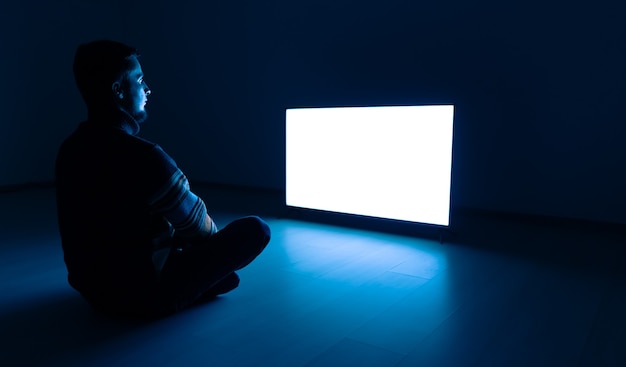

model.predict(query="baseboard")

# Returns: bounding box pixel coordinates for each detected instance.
[454,205,626,235]
[0,181,55,193]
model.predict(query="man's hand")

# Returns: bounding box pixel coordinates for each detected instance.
[204,214,218,236]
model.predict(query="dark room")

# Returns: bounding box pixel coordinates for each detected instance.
[1,0,624,366]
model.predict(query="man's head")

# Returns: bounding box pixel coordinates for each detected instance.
[73,40,151,123]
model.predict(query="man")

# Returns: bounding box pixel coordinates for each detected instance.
[56,40,270,318]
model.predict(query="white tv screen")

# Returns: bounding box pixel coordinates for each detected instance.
[286,105,454,226]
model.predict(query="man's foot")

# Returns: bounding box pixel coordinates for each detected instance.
[208,272,240,296]
[195,272,240,304]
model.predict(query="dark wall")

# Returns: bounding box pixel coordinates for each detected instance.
[135,0,626,223]
[0,0,129,186]
[2,0,624,224]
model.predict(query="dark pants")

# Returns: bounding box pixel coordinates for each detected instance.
[157,216,271,315]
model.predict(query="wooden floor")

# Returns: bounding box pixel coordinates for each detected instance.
[0,186,624,367]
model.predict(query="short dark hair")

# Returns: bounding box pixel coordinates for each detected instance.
[73,40,139,108]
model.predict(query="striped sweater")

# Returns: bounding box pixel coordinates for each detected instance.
[56,115,214,295]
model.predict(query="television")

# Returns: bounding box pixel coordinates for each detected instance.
[286,105,454,227]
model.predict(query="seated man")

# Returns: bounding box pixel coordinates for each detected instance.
[56,40,270,318]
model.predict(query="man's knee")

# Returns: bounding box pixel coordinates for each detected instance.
[239,216,271,246]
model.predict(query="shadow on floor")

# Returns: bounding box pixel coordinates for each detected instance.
[0,291,148,367]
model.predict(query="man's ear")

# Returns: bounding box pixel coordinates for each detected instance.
[112,82,123,99]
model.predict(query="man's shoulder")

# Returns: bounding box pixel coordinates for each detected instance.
[128,135,177,168]
[74,121,160,149]
[127,133,159,151]
[58,122,174,169]
[117,133,175,167]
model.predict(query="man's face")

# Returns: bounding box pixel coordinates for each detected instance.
[117,56,151,123]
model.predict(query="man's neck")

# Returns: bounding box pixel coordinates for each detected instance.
[88,108,141,135]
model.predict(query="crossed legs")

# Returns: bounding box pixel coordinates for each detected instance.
[159,216,271,313]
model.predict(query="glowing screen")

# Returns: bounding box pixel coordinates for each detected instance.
[286,105,454,226]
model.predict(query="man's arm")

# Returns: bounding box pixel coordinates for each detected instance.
[200,208,218,237]
[145,144,219,240]
[149,169,217,240]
